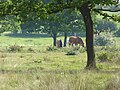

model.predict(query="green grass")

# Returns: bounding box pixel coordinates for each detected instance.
[0,33,53,46]
[0,33,120,90]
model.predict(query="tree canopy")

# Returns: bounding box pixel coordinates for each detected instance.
[0,0,119,21]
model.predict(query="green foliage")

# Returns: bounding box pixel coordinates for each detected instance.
[101,46,120,53]
[96,46,120,62]
[60,9,85,34]
[20,20,44,34]
[41,14,61,36]
[0,15,20,33]
[19,9,85,37]
[96,52,108,62]
[114,28,120,37]
[96,51,120,62]
[94,19,117,33]
[0,0,119,22]
[95,46,120,54]
[94,32,116,46]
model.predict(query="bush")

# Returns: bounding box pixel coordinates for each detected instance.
[79,47,86,53]
[71,46,86,53]
[95,46,120,53]
[72,46,80,51]
[101,46,120,53]
[8,45,23,52]
[46,46,58,51]
[65,46,86,55]
[96,52,108,62]
[96,51,114,62]
[94,32,116,46]
[66,50,76,55]
[114,28,120,37]
[96,49,120,62]
[28,47,35,52]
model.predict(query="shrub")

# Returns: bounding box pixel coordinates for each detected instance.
[8,45,23,52]
[66,46,86,55]
[72,46,80,51]
[71,46,86,53]
[96,52,108,62]
[66,50,76,55]
[96,49,120,62]
[94,32,116,46]
[46,46,58,51]
[79,47,86,53]
[28,47,35,52]
[114,28,120,37]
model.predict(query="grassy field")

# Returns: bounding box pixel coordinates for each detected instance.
[0,33,120,90]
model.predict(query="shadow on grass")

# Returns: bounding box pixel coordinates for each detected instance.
[4,33,51,38]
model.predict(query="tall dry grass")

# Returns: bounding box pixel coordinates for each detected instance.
[1,70,119,90]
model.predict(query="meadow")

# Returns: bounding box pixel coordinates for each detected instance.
[0,33,120,90]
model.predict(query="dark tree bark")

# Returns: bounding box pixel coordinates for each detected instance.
[79,1,96,69]
[63,32,67,47]
[20,24,27,34]
[52,33,57,46]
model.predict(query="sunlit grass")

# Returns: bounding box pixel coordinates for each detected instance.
[0,70,119,90]
[0,34,120,90]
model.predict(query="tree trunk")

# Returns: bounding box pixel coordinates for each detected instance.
[20,24,27,34]
[53,33,57,46]
[64,32,67,47]
[79,1,96,69]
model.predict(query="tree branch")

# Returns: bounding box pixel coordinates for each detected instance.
[95,8,120,12]
[94,9,120,22]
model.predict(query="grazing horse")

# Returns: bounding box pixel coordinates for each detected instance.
[68,36,84,47]
[56,39,62,48]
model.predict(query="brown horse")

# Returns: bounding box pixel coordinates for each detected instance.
[68,36,84,47]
